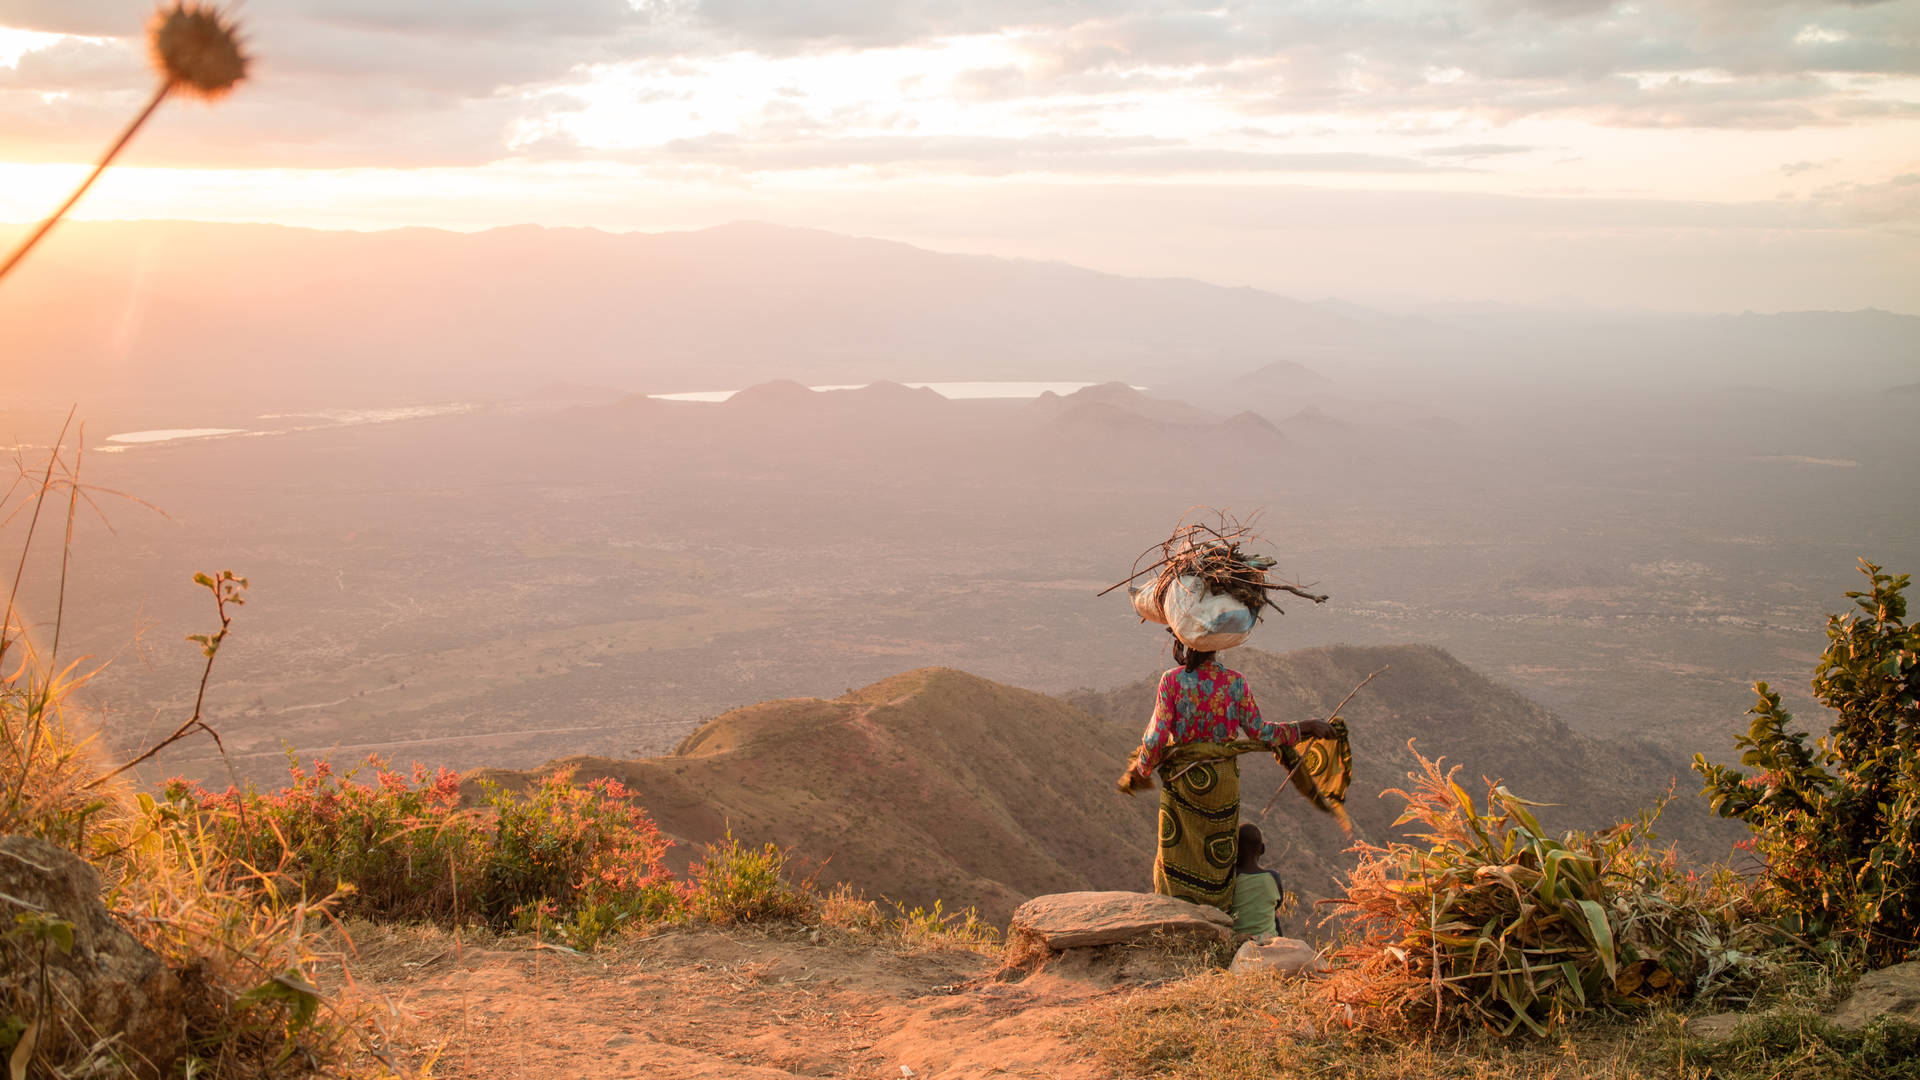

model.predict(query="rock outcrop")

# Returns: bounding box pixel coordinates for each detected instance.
[1007,891,1233,951]
[1830,961,1920,1032]
[0,835,183,1078]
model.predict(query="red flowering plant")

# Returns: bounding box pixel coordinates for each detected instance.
[166,757,679,946]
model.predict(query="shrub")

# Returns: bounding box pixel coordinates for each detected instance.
[0,591,371,1077]
[1321,749,1773,1035]
[1696,561,1920,966]
[684,832,818,926]
[171,760,678,941]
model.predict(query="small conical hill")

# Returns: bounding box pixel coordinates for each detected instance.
[470,667,1151,924]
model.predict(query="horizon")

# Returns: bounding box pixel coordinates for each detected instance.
[7,214,1917,319]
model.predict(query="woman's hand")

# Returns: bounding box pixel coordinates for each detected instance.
[1296,718,1337,741]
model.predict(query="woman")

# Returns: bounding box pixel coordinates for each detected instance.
[1122,641,1334,911]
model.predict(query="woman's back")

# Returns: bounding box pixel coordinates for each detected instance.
[1134,658,1299,776]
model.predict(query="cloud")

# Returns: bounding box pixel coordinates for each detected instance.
[645,132,1468,175]
[1812,171,1920,224]
[0,34,141,92]
[0,0,1915,173]
[1421,143,1536,157]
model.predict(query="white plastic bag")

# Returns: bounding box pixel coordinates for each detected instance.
[1229,936,1324,976]
[1161,574,1257,651]
[1130,582,1169,625]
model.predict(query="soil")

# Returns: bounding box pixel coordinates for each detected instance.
[350,925,1194,1079]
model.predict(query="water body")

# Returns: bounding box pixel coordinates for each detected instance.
[102,403,479,452]
[105,428,248,445]
[255,404,477,425]
[651,381,1131,403]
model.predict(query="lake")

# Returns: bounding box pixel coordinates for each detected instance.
[102,404,478,450]
[651,381,1131,403]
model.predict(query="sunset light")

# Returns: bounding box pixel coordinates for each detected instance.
[2,1,1914,308]
[1,8,1918,1074]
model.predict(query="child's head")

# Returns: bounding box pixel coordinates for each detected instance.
[1236,822,1265,871]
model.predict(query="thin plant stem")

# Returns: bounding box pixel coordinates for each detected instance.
[0,81,172,284]
[0,407,76,672]
[5,431,86,819]
[47,428,81,674]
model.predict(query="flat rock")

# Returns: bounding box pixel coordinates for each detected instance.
[1687,1013,1745,1042]
[1830,960,1920,1032]
[1008,891,1232,951]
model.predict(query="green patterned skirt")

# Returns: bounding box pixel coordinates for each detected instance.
[1153,742,1245,911]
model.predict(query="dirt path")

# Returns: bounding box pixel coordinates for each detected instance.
[356,927,1136,1079]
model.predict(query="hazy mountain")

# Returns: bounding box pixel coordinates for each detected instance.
[0,220,1370,412]
[5,220,1911,422]
[469,647,1739,926]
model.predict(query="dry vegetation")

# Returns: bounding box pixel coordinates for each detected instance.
[0,446,390,1077]
[1065,965,1920,1080]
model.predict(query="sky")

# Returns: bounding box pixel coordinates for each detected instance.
[0,0,1916,312]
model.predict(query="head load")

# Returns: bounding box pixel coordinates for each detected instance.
[1104,510,1328,652]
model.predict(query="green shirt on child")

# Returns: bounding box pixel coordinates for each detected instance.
[1230,868,1281,937]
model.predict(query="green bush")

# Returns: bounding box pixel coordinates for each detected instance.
[685,832,818,926]
[1696,561,1920,966]
[171,758,678,940]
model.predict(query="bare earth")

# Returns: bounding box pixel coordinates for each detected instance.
[355,927,1174,1079]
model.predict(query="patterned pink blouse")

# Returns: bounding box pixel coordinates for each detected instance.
[1132,659,1301,776]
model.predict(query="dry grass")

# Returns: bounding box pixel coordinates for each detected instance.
[1067,966,1920,1080]
[1064,967,1685,1080]
[0,433,400,1078]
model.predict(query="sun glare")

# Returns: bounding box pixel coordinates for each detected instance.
[0,26,107,67]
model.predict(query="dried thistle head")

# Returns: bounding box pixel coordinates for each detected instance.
[147,3,248,99]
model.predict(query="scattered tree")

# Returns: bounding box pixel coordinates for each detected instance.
[1697,561,1919,966]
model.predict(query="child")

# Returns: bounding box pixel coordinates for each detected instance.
[1229,822,1287,938]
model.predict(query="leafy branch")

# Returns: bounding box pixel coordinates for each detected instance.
[88,570,248,790]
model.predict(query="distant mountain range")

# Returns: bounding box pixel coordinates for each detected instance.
[469,645,1737,926]
[1,220,1370,411]
[4,219,1912,415]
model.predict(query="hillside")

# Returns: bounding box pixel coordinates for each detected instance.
[469,667,1152,925]
[470,645,1740,926]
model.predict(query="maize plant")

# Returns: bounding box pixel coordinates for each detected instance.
[1321,748,1769,1035]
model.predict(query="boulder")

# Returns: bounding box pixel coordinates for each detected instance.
[0,835,184,1078]
[1229,937,1323,976]
[1008,891,1233,951]
[1829,960,1920,1032]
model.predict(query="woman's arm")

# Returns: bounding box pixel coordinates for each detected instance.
[1230,675,1335,746]
[1132,670,1180,777]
